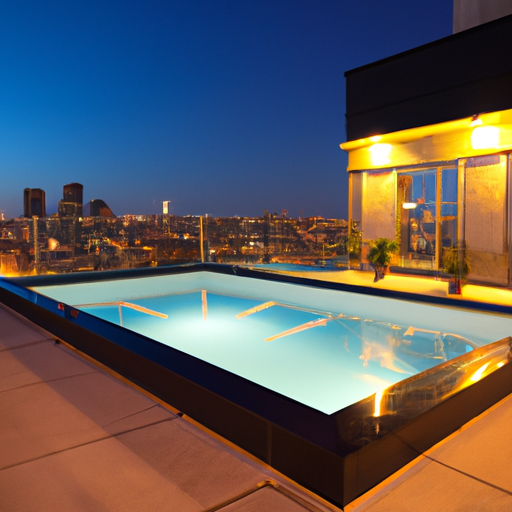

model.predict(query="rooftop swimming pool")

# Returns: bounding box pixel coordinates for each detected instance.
[2,264,512,508]
[30,271,512,414]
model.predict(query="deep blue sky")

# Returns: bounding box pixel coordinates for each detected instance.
[0,1,452,219]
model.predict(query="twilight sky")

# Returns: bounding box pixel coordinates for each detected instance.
[0,0,452,219]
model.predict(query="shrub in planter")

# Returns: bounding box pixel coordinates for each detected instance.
[367,238,399,282]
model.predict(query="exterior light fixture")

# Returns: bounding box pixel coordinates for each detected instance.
[370,143,392,166]
[470,114,483,127]
[471,126,500,150]
[402,202,417,210]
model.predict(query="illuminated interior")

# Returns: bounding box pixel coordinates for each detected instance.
[341,108,512,281]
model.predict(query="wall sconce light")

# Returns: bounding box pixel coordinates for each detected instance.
[402,202,417,210]
[370,143,392,166]
[471,126,500,150]
[470,114,483,127]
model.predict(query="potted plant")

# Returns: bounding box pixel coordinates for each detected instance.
[443,244,471,294]
[367,238,399,282]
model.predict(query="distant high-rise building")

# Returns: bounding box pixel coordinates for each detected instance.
[63,182,83,204]
[163,201,170,214]
[83,199,115,217]
[23,188,46,218]
[58,182,83,217]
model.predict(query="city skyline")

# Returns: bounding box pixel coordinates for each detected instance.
[1,1,452,220]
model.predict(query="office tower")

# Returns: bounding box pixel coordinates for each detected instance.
[163,201,170,214]
[23,188,46,218]
[83,199,115,217]
[58,182,83,217]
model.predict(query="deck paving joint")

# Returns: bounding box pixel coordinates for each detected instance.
[0,370,99,394]
[100,403,167,428]
[201,479,338,512]
[424,454,512,497]
[0,337,55,352]
[0,416,175,472]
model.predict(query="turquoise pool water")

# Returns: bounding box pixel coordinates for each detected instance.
[33,272,512,414]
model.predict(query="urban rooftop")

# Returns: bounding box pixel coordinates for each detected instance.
[3,2,512,511]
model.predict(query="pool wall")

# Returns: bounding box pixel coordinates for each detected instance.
[2,263,512,507]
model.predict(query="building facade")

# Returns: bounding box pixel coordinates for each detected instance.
[23,188,46,218]
[341,14,512,286]
[59,182,83,217]
[453,0,512,32]
[84,199,115,217]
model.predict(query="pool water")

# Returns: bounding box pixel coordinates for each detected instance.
[33,271,512,414]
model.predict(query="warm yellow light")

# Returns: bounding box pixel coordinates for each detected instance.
[236,301,278,319]
[402,202,417,210]
[471,126,500,150]
[370,143,392,166]
[373,390,384,417]
[202,289,208,321]
[370,135,382,143]
[470,362,490,383]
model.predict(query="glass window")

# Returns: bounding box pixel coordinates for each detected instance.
[397,169,437,269]
[441,204,457,217]
[441,168,458,251]
[442,169,458,203]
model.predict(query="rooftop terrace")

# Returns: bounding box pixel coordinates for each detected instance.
[2,269,512,510]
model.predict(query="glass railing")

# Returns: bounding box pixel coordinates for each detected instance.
[0,214,357,276]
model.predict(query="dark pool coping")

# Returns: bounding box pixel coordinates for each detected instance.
[2,263,512,507]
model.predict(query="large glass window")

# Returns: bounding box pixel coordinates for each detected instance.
[397,166,458,271]
[441,168,458,252]
[398,169,437,269]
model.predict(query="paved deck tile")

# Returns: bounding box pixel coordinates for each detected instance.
[0,304,336,511]
[0,305,52,349]
[220,486,319,511]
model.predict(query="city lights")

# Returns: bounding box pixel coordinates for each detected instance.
[0,187,349,276]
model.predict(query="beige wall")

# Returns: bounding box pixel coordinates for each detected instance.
[453,0,512,33]
[464,155,509,285]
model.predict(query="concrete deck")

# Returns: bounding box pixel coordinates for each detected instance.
[0,303,337,511]
[273,268,512,307]
[348,393,512,511]
[2,271,512,511]
[279,269,512,510]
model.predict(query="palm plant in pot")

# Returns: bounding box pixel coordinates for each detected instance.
[443,244,471,294]
[367,238,399,282]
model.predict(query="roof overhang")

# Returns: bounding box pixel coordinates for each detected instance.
[340,108,512,171]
